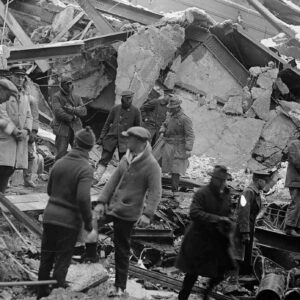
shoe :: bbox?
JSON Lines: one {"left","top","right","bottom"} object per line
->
{"left": 24, "top": 180, "right": 36, "bottom": 188}
{"left": 107, "top": 287, "right": 127, "bottom": 297}
{"left": 285, "top": 228, "right": 300, "bottom": 237}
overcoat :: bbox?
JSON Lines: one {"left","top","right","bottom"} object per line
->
{"left": 0, "top": 93, "right": 32, "bottom": 169}
{"left": 234, "top": 185, "right": 261, "bottom": 264}
{"left": 285, "top": 139, "right": 300, "bottom": 188}
{"left": 100, "top": 104, "right": 141, "bottom": 153}
{"left": 176, "top": 183, "right": 235, "bottom": 278}
{"left": 160, "top": 109, "right": 194, "bottom": 175}
{"left": 51, "top": 90, "right": 86, "bottom": 137}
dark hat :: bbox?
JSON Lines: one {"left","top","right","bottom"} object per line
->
{"left": 0, "top": 78, "right": 18, "bottom": 94}
{"left": 208, "top": 165, "right": 231, "bottom": 180}
{"left": 121, "top": 90, "right": 134, "bottom": 97}
{"left": 75, "top": 126, "right": 95, "bottom": 149}
{"left": 61, "top": 75, "right": 73, "bottom": 84}
{"left": 122, "top": 126, "right": 151, "bottom": 141}
{"left": 9, "top": 66, "right": 27, "bottom": 75}
{"left": 167, "top": 95, "right": 182, "bottom": 108}
{"left": 252, "top": 169, "right": 271, "bottom": 179}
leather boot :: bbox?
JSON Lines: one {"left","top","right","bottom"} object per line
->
{"left": 83, "top": 243, "right": 99, "bottom": 263}
{"left": 94, "top": 164, "right": 107, "bottom": 187}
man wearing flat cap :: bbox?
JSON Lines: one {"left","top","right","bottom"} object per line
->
{"left": 176, "top": 165, "right": 236, "bottom": 300}
{"left": 95, "top": 90, "right": 141, "bottom": 184}
{"left": 0, "top": 69, "right": 33, "bottom": 193}
{"left": 234, "top": 170, "right": 271, "bottom": 275}
{"left": 160, "top": 95, "right": 194, "bottom": 199}
{"left": 94, "top": 126, "right": 161, "bottom": 297}
{"left": 51, "top": 76, "right": 87, "bottom": 160}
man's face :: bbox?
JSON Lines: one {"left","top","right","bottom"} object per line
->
{"left": 0, "top": 87, "right": 12, "bottom": 104}
{"left": 121, "top": 96, "right": 132, "bottom": 109}
{"left": 126, "top": 135, "right": 138, "bottom": 152}
{"left": 168, "top": 106, "right": 180, "bottom": 115}
{"left": 10, "top": 73, "right": 25, "bottom": 89}
{"left": 211, "top": 177, "right": 227, "bottom": 193}
{"left": 61, "top": 81, "right": 73, "bottom": 93}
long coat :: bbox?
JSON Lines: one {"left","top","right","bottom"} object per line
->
{"left": 176, "top": 183, "right": 236, "bottom": 278}
{"left": 234, "top": 184, "right": 261, "bottom": 265}
{"left": 160, "top": 109, "right": 194, "bottom": 175}
{"left": 100, "top": 104, "right": 141, "bottom": 153}
{"left": 0, "top": 93, "right": 33, "bottom": 169}
{"left": 285, "top": 139, "right": 300, "bottom": 188}
{"left": 51, "top": 90, "right": 86, "bottom": 137}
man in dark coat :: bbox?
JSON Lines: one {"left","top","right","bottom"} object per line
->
{"left": 160, "top": 96, "right": 194, "bottom": 198}
{"left": 94, "top": 126, "right": 161, "bottom": 297}
{"left": 140, "top": 95, "right": 169, "bottom": 145}
{"left": 176, "top": 165, "right": 235, "bottom": 300}
{"left": 37, "top": 127, "right": 97, "bottom": 299}
{"left": 94, "top": 90, "right": 141, "bottom": 184}
{"left": 284, "top": 138, "right": 300, "bottom": 236}
{"left": 234, "top": 170, "right": 271, "bottom": 275}
{"left": 51, "top": 76, "right": 87, "bottom": 160}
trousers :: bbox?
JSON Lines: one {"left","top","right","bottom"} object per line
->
{"left": 37, "top": 224, "right": 79, "bottom": 299}
{"left": 23, "top": 141, "right": 35, "bottom": 181}
{"left": 100, "top": 215, "right": 135, "bottom": 290}
{"left": 285, "top": 188, "right": 300, "bottom": 229}
{"left": 0, "top": 166, "right": 14, "bottom": 193}
{"left": 171, "top": 173, "right": 180, "bottom": 192}
{"left": 55, "top": 128, "right": 75, "bottom": 161}
{"left": 99, "top": 149, "right": 125, "bottom": 167}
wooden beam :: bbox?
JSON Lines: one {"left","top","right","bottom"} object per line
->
{"left": 51, "top": 11, "right": 85, "bottom": 43}
{"left": 80, "top": 20, "right": 93, "bottom": 40}
{"left": 76, "top": 0, "right": 114, "bottom": 35}
{"left": 0, "top": 1, "right": 50, "bottom": 72}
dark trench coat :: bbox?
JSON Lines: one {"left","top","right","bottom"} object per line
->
{"left": 176, "top": 183, "right": 236, "bottom": 278}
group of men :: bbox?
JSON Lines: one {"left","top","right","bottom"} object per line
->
{"left": 0, "top": 65, "right": 39, "bottom": 194}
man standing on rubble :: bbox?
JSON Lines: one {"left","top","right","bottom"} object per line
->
{"left": 94, "top": 126, "right": 161, "bottom": 297}
{"left": 140, "top": 92, "right": 169, "bottom": 145}
{"left": 284, "top": 137, "right": 300, "bottom": 236}
{"left": 176, "top": 165, "right": 236, "bottom": 300}
{"left": 0, "top": 74, "right": 33, "bottom": 193}
{"left": 94, "top": 90, "right": 141, "bottom": 184}
{"left": 51, "top": 76, "right": 87, "bottom": 160}
{"left": 160, "top": 95, "right": 194, "bottom": 199}
{"left": 9, "top": 66, "right": 40, "bottom": 188}
{"left": 37, "top": 126, "right": 97, "bottom": 299}
{"left": 234, "top": 170, "right": 271, "bottom": 275}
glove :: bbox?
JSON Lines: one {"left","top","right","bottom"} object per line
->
{"left": 16, "top": 129, "right": 28, "bottom": 141}
{"left": 94, "top": 203, "right": 105, "bottom": 220}
{"left": 85, "top": 228, "right": 98, "bottom": 243}
{"left": 136, "top": 214, "right": 150, "bottom": 228}
{"left": 241, "top": 233, "right": 250, "bottom": 244}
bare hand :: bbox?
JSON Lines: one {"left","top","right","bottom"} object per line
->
{"left": 85, "top": 228, "right": 98, "bottom": 243}
{"left": 16, "top": 129, "right": 28, "bottom": 141}
{"left": 136, "top": 214, "right": 150, "bottom": 228}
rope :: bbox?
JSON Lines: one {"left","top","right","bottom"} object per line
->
{"left": 1, "top": 0, "right": 10, "bottom": 45}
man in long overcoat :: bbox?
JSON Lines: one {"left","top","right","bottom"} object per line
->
{"left": 51, "top": 76, "right": 87, "bottom": 160}
{"left": 160, "top": 96, "right": 194, "bottom": 198}
{"left": 94, "top": 90, "right": 141, "bottom": 184}
{"left": 176, "top": 165, "right": 235, "bottom": 300}
{"left": 284, "top": 138, "right": 300, "bottom": 236}
{"left": 234, "top": 170, "right": 271, "bottom": 275}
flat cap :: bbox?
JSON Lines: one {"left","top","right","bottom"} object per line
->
{"left": 208, "top": 165, "right": 231, "bottom": 180}
{"left": 122, "top": 126, "right": 151, "bottom": 140}
{"left": 167, "top": 95, "right": 182, "bottom": 108}
{"left": 9, "top": 65, "right": 27, "bottom": 75}
{"left": 253, "top": 170, "right": 271, "bottom": 177}
{"left": 61, "top": 75, "right": 73, "bottom": 84}
{"left": 0, "top": 78, "right": 18, "bottom": 94}
{"left": 121, "top": 90, "right": 134, "bottom": 97}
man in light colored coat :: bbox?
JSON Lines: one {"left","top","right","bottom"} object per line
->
{"left": 0, "top": 79, "right": 32, "bottom": 193}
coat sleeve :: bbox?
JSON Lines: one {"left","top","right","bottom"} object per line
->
{"left": 47, "top": 169, "right": 53, "bottom": 196}
{"left": 134, "top": 107, "right": 142, "bottom": 126}
{"left": 76, "top": 167, "right": 94, "bottom": 232}
{"left": 28, "top": 95, "right": 39, "bottom": 132}
{"left": 143, "top": 161, "right": 162, "bottom": 218}
{"left": 52, "top": 93, "right": 74, "bottom": 123}
{"left": 183, "top": 115, "right": 195, "bottom": 151}
{"left": 24, "top": 96, "right": 33, "bottom": 132}
{"left": 99, "top": 107, "right": 115, "bottom": 140}
{"left": 97, "top": 161, "right": 123, "bottom": 204}
{"left": 74, "top": 96, "right": 87, "bottom": 117}
{"left": 288, "top": 141, "right": 300, "bottom": 171}
{"left": 237, "top": 189, "right": 254, "bottom": 233}
{"left": 0, "top": 100, "right": 16, "bottom": 135}
{"left": 190, "top": 189, "right": 221, "bottom": 223}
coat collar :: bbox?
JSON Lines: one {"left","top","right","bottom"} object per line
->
{"left": 125, "top": 142, "right": 151, "bottom": 165}
{"left": 66, "top": 147, "right": 90, "bottom": 161}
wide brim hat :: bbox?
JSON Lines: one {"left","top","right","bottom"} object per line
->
{"left": 208, "top": 165, "right": 232, "bottom": 180}
{"left": 122, "top": 126, "right": 151, "bottom": 141}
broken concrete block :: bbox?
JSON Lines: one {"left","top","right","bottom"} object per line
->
{"left": 257, "top": 73, "right": 274, "bottom": 90}
{"left": 222, "top": 95, "right": 243, "bottom": 115}
{"left": 251, "top": 89, "right": 272, "bottom": 121}
{"left": 265, "top": 68, "right": 279, "bottom": 81}
{"left": 245, "top": 107, "right": 256, "bottom": 118}
{"left": 51, "top": 6, "right": 75, "bottom": 35}
{"left": 242, "top": 87, "right": 253, "bottom": 112}
{"left": 275, "top": 77, "right": 289, "bottom": 95}
{"left": 249, "top": 66, "right": 263, "bottom": 77}
{"left": 164, "top": 55, "right": 182, "bottom": 89}
{"left": 251, "top": 87, "right": 264, "bottom": 100}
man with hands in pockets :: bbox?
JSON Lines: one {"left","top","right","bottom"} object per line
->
{"left": 94, "top": 126, "right": 162, "bottom": 297}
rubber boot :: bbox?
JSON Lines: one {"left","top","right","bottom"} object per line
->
{"left": 83, "top": 243, "right": 98, "bottom": 263}
{"left": 94, "top": 164, "right": 107, "bottom": 187}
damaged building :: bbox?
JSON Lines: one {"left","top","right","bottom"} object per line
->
{"left": 1, "top": 0, "right": 300, "bottom": 299}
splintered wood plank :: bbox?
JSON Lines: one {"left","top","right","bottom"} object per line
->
{"left": 0, "top": 1, "right": 50, "bottom": 72}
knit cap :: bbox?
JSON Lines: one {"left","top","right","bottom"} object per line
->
{"left": 75, "top": 126, "right": 95, "bottom": 149}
